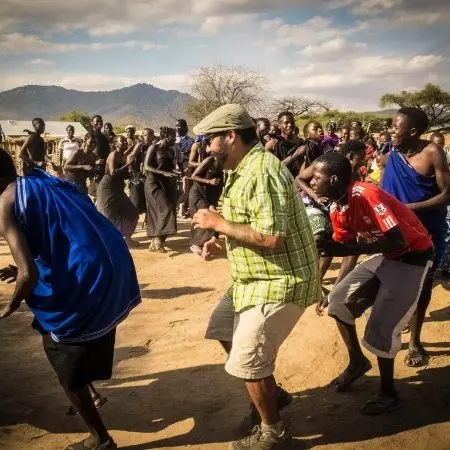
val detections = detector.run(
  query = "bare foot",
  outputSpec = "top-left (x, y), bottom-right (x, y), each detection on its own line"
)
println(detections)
top-left (329, 357), bottom-right (372, 392)
top-left (405, 344), bottom-right (429, 367)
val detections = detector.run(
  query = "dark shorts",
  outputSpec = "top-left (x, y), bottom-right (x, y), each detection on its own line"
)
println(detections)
top-left (205, 290), bottom-right (234, 342)
top-left (43, 329), bottom-right (116, 390)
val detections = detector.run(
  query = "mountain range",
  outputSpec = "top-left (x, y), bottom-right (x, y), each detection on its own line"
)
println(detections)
top-left (0, 83), bottom-right (195, 128)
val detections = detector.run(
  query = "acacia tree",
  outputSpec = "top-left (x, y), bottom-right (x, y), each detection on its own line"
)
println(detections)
top-left (186, 65), bottom-right (266, 122)
top-left (380, 83), bottom-right (450, 129)
top-left (267, 96), bottom-right (331, 122)
top-left (58, 110), bottom-right (91, 131)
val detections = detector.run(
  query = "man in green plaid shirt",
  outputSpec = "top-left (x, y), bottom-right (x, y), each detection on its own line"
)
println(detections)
top-left (192, 104), bottom-right (321, 450)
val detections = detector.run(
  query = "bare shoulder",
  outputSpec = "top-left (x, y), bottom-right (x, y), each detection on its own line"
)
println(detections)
top-left (423, 141), bottom-right (447, 162)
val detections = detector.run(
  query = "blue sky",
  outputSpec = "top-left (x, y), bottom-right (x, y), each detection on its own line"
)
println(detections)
top-left (0, 0), bottom-right (449, 110)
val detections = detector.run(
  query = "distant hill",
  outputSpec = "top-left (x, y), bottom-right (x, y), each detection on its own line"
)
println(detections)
top-left (0, 83), bottom-right (195, 128)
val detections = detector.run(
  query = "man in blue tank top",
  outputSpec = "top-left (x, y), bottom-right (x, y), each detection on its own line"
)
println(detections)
top-left (0, 149), bottom-right (140, 450)
top-left (382, 107), bottom-right (450, 367)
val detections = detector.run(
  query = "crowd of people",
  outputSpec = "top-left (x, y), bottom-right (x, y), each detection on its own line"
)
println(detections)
top-left (0, 104), bottom-right (449, 450)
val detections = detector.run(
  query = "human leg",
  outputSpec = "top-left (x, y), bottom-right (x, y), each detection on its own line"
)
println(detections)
top-left (327, 260), bottom-right (381, 391)
top-left (227, 303), bottom-right (303, 449)
top-left (43, 331), bottom-right (117, 449)
top-left (360, 257), bottom-right (431, 413)
top-left (406, 239), bottom-right (439, 367)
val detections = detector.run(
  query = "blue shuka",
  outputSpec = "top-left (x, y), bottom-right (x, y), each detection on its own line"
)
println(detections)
top-left (15, 169), bottom-right (141, 343)
top-left (381, 150), bottom-right (446, 237)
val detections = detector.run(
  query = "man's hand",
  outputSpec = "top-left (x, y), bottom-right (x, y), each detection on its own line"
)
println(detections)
top-left (315, 296), bottom-right (329, 316)
top-left (202, 236), bottom-right (226, 260)
top-left (192, 208), bottom-right (225, 232)
top-left (0, 265), bottom-right (18, 283)
top-left (209, 178), bottom-right (221, 186)
top-left (0, 298), bottom-right (22, 319)
top-left (315, 286), bottom-right (330, 316)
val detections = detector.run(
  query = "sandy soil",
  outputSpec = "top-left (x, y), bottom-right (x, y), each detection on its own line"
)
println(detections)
top-left (1, 220), bottom-right (450, 449)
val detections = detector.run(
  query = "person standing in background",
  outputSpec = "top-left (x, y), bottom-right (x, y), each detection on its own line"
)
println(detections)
top-left (175, 119), bottom-right (194, 219)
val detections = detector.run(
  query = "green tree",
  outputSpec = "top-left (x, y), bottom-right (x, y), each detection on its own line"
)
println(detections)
top-left (296, 109), bottom-right (386, 137)
top-left (58, 110), bottom-right (92, 131)
top-left (380, 83), bottom-right (450, 129)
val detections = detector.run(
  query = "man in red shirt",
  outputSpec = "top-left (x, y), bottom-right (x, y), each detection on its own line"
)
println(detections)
top-left (312, 152), bottom-right (433, 415)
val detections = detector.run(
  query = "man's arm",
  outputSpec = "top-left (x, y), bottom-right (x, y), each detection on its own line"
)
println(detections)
top-left (409, 143), bottom-right (450, 211)
top-left (0, 184), bottom-right (38, 319)
top-left (192, 209), bottom-right (284, 250)
top-left (265, 139), bottom-right (277, 153)
top-left (317, 226), bottom-right (406, 257)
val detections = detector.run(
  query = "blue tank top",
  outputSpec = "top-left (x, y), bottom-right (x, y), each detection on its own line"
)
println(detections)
top-left (381, 150), bottom-right (446, 235)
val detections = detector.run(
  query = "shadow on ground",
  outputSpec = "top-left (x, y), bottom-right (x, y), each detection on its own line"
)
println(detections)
top-left (1, 354), bottom-right (450, 449)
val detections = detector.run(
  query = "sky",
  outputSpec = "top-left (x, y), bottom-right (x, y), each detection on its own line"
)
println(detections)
top-left (0, 0), bottom-right (449, 111)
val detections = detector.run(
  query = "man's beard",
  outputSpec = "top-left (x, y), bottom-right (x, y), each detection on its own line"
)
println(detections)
top-left (214, 139), bottom-right (228, 169)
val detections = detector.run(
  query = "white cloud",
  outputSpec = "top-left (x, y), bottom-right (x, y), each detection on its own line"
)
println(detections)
top-left (270, 52), bottom-right (448, 109)
top-left (300, 37), bottom-right (367, 58)
top-left (0, 33), bottom-right (165, 54)
top-left (0, 0), bottom-right (315, 37)
top-left (28, 58), bottom-right (54, 67)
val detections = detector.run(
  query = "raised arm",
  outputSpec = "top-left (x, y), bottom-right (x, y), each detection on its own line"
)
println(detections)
top-left (0, 184), bottom-right (38, 319)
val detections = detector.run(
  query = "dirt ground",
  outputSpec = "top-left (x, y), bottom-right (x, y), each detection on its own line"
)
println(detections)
top-left (1, 220), bottom-right (450, 450)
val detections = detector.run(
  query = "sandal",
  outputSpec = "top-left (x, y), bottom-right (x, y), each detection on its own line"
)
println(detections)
top-left (329, 359), bottom-right (372, 392)
top-left (361, 393), bottom-right (399, 415)
top-left (65, 438), bottom-right (117, 450)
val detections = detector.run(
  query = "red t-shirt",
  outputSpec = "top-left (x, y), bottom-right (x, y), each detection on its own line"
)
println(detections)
top-left (330, 182), bottom-right (432, 259)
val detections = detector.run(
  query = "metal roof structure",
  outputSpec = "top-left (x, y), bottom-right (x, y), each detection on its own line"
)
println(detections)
top-left (0, 120), bottom-right (87, 138)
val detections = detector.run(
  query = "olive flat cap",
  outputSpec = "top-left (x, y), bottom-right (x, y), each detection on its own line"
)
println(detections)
top-left (193, 104), bottom-right (255, 135)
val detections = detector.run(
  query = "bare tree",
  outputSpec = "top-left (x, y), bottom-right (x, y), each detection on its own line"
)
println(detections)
top-left (186, 65), bottom-right (267, 123)
top-left (267, 96), bottom-right (331, 122)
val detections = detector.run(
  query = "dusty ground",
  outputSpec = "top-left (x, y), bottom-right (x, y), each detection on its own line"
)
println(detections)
top-left (1, 220), bottom-right (450, 450)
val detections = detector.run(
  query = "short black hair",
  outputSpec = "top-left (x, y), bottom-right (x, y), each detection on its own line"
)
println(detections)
top-left (339, 140), bottom-right (366, 158)
top-left (278, 111), bottom-right (294, 121)
top-left (104, 122), bottom-right (113, 129)
top-left (66, 124), bottom-right (74, 131)
top-left (177, 119), bottom-right (188, 127)
top-left (327, 121), bottom-right (337, 132)
top-left (160, 126), bottom-right (176, 139)
top-left (398, 107), bottom-right (429, 135)
top-left (350, 128), bottom-right (363, 140)
top-left (378, 131), bottom-right (391, 140)
top-left (32, 117), bottom-right (45, 126)
top-left (236, 126), bottom-right (258, 146)
top-left (143, 127), bottom-right (154, 134)
top-left (0, 149), bottom-right (17, 179)
top-left (91, 114), bottom-right (103, 122)
top-left (314, 152), bottom-right (352, 187)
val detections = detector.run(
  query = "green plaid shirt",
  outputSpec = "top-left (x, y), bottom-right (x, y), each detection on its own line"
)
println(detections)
top-left (222, 143), bottom-right (321, 312)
